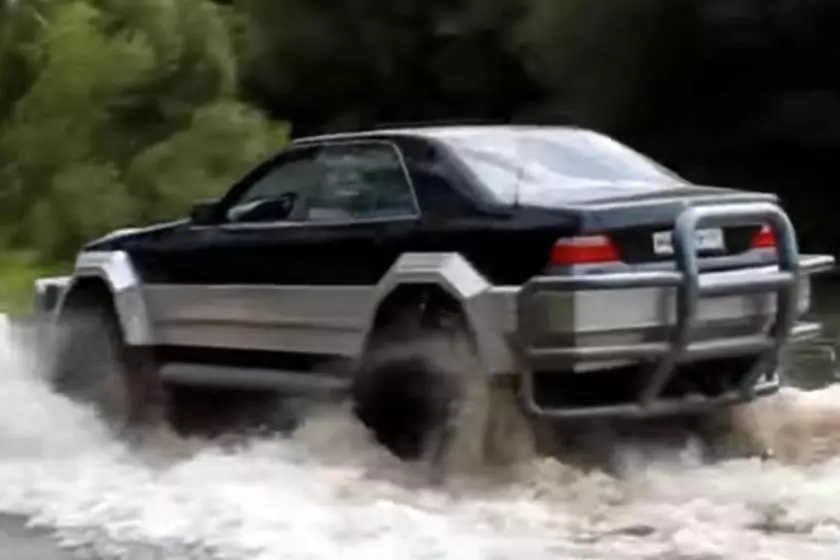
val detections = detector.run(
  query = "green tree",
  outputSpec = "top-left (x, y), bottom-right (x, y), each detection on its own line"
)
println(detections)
top-left (237, 0), bottom-right (537, 136)
top-left (0, 0), bottom-right (288, 265)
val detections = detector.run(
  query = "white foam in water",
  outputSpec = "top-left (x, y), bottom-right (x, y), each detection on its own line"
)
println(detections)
top-left (1, 314), bottom-right (840, 559)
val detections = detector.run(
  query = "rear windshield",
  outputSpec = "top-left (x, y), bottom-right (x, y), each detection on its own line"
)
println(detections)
top-left (431, 128), bottom-right (687, 204)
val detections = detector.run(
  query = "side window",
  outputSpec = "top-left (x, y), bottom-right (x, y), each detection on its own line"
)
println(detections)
top-left (222, 141), bottom-right (418, 224)
top-left (399, 139), bottom-right (478, 218)
top-left (303, 142), bottom-right (418, 222)
top-left (225, 147), bottom-right (322, 223)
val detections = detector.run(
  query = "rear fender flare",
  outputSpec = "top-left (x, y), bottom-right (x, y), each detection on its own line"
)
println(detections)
top-left (363, 252), bottom-right (513, 375)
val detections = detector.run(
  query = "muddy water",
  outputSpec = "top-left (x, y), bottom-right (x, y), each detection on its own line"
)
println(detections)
top-left (1, 282), bottom-right (840, 559)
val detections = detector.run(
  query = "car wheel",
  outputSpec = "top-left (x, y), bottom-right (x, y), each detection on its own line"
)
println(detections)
top-left (351, 307), bottom-right (534, 481)
top-left (50, 299), bottom-right (168, 438)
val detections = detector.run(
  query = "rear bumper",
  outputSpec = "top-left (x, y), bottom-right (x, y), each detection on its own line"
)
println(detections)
top-left (513, 202), bottom-right (835, 420)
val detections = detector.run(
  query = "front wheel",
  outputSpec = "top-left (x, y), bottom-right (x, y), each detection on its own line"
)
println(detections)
top-left (49, 299), bottom-right (169, 437)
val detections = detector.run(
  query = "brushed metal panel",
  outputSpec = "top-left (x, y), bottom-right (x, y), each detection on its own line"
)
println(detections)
top-left (144, 284), bottom-right (374, 355)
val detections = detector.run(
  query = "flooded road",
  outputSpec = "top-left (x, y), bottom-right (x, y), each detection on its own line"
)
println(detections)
top-left (2, 279), bottom-right (840, 559)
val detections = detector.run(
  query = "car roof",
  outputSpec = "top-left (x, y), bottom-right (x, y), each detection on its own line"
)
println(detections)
top-left (291, 124), bottom-right (589, 145)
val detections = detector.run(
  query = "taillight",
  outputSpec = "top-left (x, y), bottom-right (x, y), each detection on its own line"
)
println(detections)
top-left (550, 235), bottom-right (620, 265)
top-left (751, 225), bottom-right (776, 249)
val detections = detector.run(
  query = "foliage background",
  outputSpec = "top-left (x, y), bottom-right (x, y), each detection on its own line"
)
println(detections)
top-left (2, 0), bottom-right (839, 309)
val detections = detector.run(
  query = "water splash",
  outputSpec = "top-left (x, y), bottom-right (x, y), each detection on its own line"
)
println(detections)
top-left (1, 316), bottom-right (840, 559)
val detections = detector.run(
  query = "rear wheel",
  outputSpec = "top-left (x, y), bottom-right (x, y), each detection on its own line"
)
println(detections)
top-left (50, 298), bottom-right (169, 438)
top-left (351, 301), bottom-right (534, 480)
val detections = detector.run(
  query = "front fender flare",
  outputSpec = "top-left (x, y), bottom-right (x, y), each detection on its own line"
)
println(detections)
top-left (54, 251), bottom-right (154, 346)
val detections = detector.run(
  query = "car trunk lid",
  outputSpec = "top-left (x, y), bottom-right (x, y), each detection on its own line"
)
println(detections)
top-left (547, 188), bottom-right (782, 268)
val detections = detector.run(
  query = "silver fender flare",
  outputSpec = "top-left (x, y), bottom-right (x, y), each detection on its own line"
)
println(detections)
top-left (362, 252), bottom-right (515, 375)
top-left (51, 251), bottom-right (154, 346)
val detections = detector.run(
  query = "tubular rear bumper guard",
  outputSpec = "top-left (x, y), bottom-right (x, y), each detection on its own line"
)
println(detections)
top-left (516, 202), bottom-right (835, 420)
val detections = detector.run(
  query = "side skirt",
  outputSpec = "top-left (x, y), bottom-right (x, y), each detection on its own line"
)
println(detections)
top-left (153, 345), bottom-right (353, 396)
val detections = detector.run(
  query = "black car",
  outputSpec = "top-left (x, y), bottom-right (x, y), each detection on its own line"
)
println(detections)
top-left (33, 124), bottom-right (835, 469)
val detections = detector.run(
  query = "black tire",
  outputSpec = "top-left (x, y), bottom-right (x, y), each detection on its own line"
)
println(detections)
top-left (351, 306), bottom-right (534, 479)
top-left (50, 298), bottom-right (168, 437)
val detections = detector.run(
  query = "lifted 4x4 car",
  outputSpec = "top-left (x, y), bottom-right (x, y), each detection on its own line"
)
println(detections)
top-left (32, 125), bottom-right (835, 468)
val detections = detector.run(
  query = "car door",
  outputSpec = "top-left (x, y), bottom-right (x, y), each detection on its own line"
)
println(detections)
top-left (140, 139), bottom-right (422, 358)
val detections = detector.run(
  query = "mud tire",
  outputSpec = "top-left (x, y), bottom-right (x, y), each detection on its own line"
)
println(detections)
top-left (50, 298), bottom-right (169, 437)
top-left (351, 307), bottom-right (534, 480)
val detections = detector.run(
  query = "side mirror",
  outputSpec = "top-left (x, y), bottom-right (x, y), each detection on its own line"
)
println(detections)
top-left (190, 199), bottom-right (219, 225)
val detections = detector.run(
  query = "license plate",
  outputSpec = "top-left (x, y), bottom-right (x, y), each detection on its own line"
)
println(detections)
top-left (652, 228), bottom-right (725, 256)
